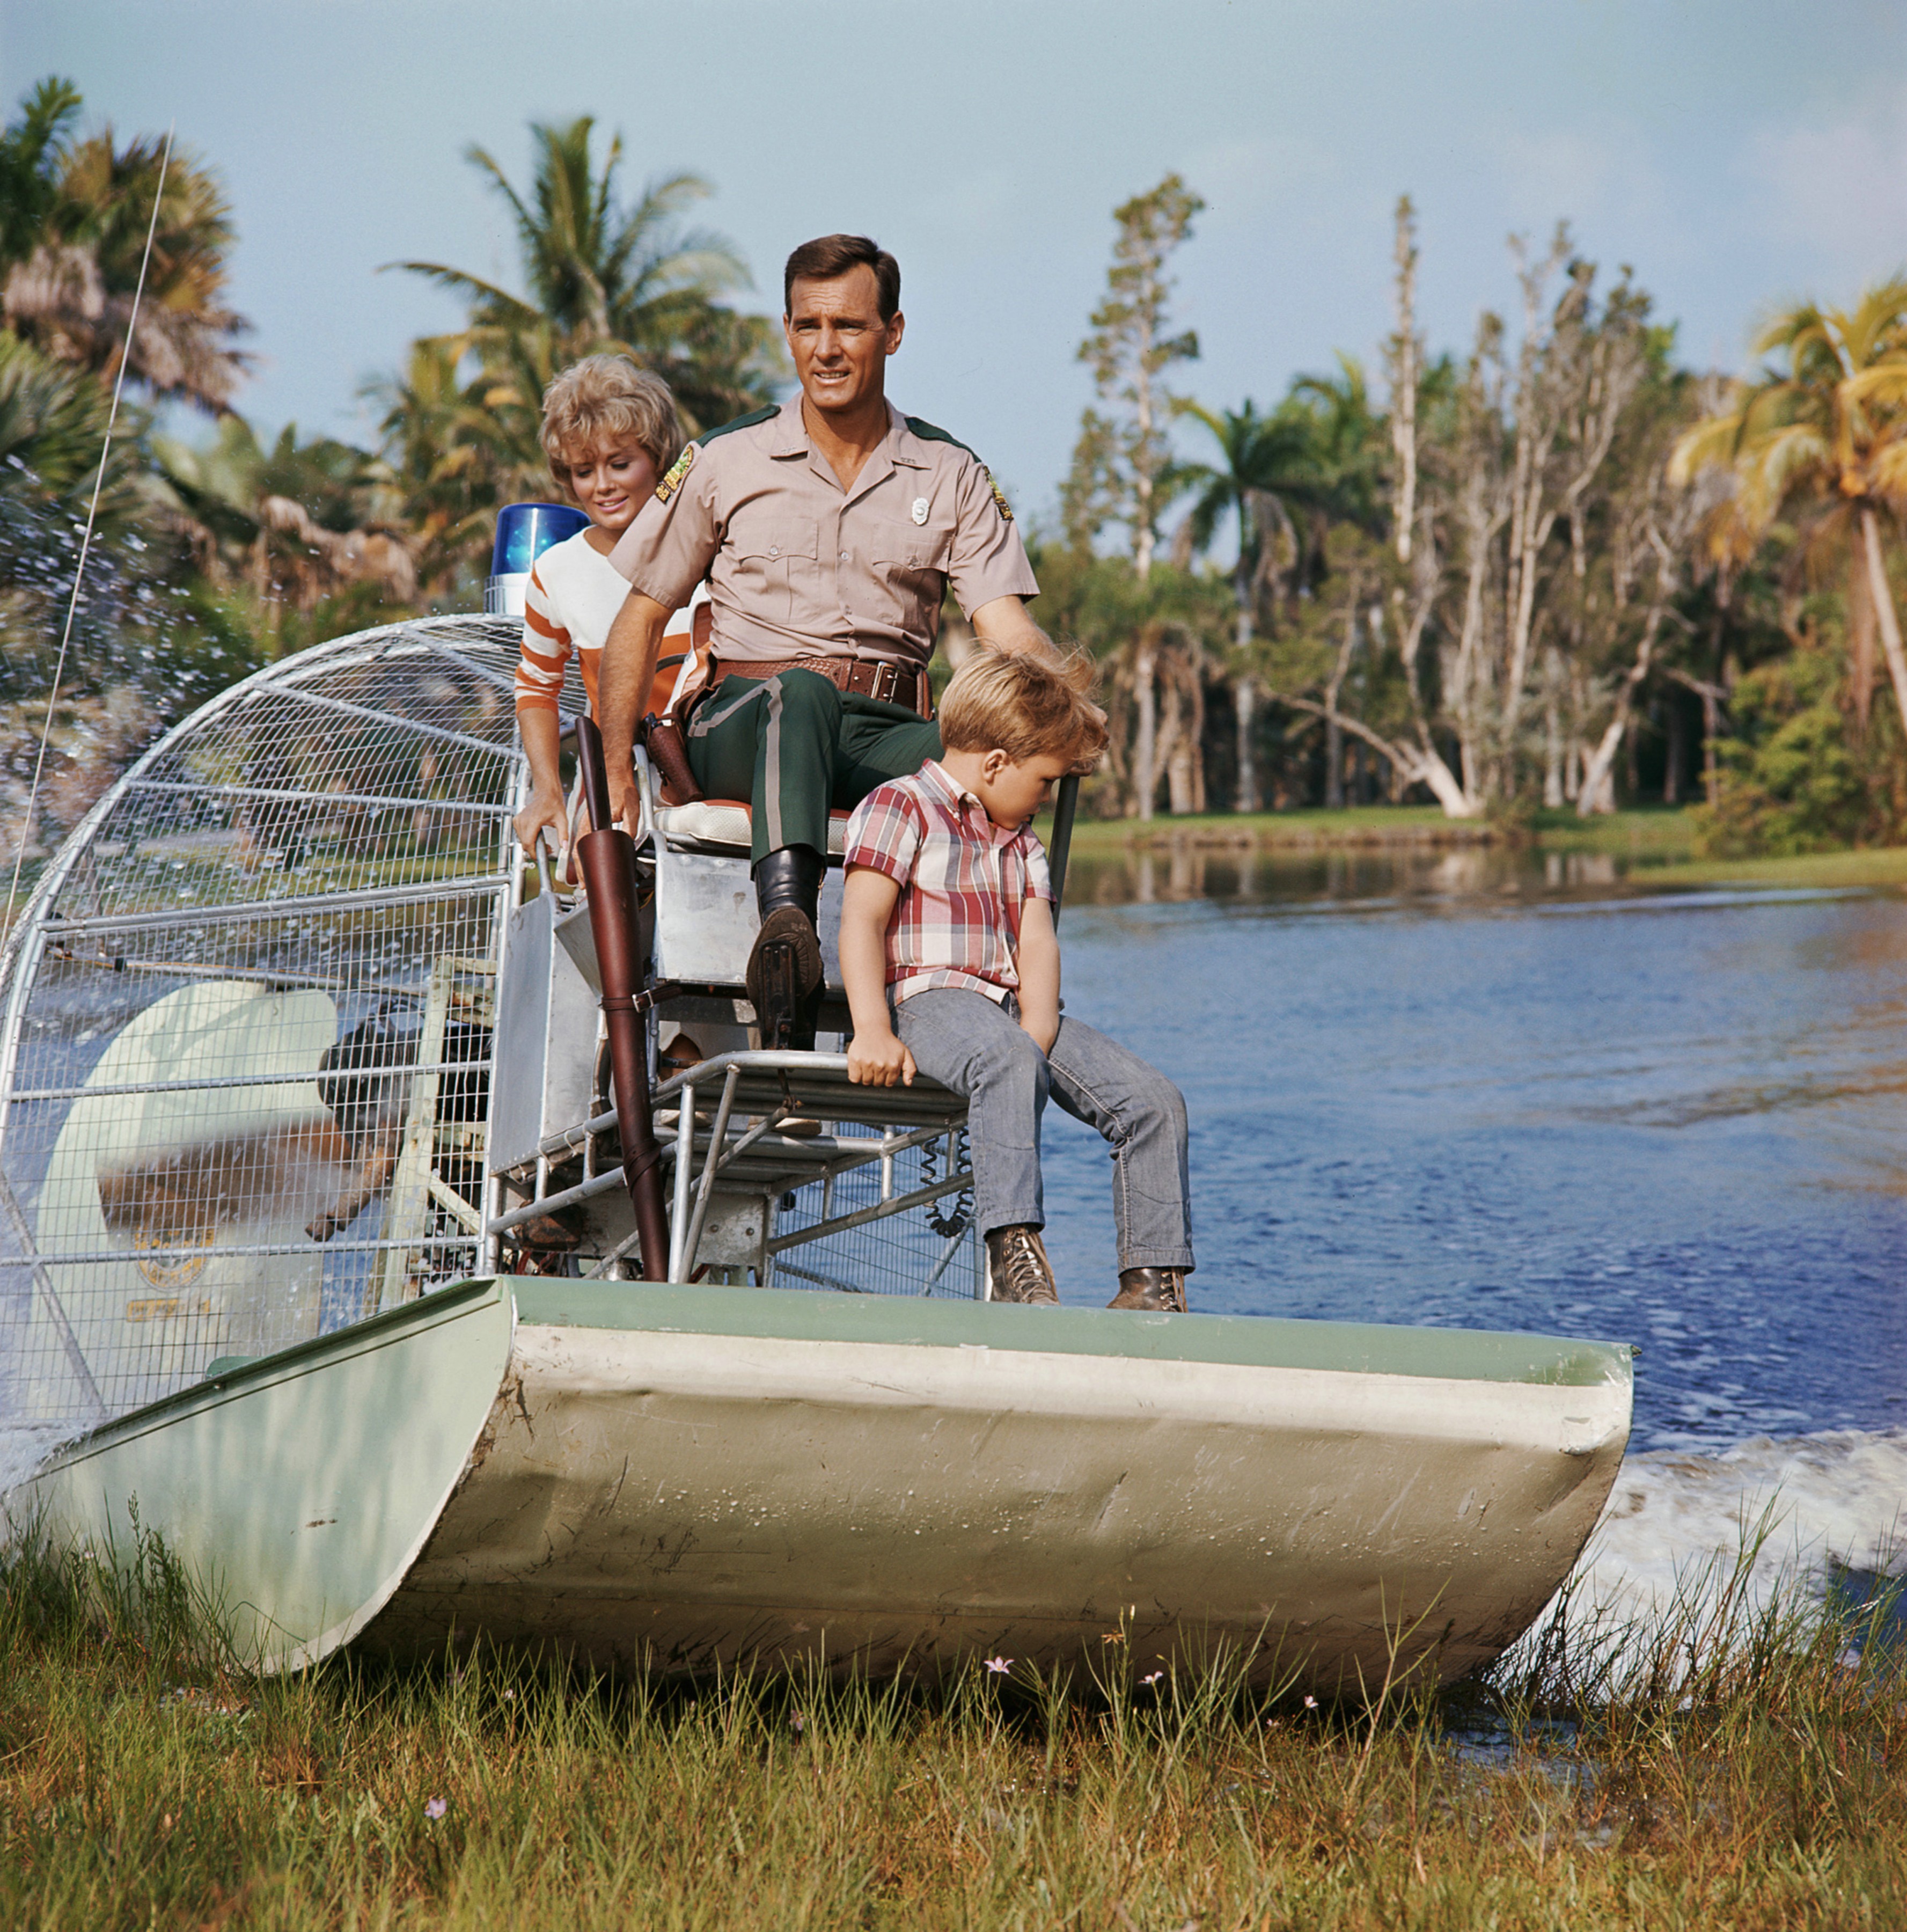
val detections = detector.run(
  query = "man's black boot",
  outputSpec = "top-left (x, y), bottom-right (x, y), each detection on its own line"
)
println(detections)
top-left (747, 846), bottom-right (825, 1050)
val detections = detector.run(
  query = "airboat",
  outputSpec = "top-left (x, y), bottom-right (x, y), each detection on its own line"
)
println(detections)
top-left (1, 515), bottom-right (1633, 1688)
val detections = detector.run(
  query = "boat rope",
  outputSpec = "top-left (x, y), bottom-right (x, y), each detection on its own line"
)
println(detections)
top-left (4, 124), bottom-right (174, 939)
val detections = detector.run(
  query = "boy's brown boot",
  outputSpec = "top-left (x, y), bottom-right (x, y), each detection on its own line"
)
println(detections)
top-left (1106, 1268), bottom-right (1188, 1313)
top-left (986, 1225), bottom-right (1060, 1304)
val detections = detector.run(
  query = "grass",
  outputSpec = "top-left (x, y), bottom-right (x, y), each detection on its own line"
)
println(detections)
top-left (1057, 804), bottom-right (1492, 856)
top-left (4, 1527), bottom-right (1906, 1929)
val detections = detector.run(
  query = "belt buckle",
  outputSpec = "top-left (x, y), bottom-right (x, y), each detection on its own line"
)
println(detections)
top-left (871, 662), bottom-right (897, 705)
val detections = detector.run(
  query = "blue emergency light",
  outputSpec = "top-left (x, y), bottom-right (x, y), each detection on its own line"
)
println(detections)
top-left (485, 502), bottom-right (590, 616)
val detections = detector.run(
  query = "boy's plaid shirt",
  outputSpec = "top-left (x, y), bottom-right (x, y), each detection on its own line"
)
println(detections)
top-left (842, 759), bottom-right (1053, 1005)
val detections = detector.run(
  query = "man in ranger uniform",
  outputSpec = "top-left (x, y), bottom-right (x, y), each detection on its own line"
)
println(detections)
top-left (597, 232), bottom-right (1059, 1048)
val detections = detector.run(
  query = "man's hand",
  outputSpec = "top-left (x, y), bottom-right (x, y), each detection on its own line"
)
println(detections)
top-left (970, 595), bottom-right (1056, 658)
top-left (596, 589), bottom-right (674, 831)
top-left (970, 597), bottom-right (1107, 737)
top-left (848, 1024), bottom-right (916, 1088)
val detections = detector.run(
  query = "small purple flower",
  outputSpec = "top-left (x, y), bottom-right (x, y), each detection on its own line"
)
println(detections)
top-left (1141, 1670), bottom-right (1163, 1686)
top-left (984, 1656), bottom-right (1012, 1674)
top-left (1303, 1694), bottom-right (1318, 1710)
top-left (424, 1797), bottom-right (447, 1820)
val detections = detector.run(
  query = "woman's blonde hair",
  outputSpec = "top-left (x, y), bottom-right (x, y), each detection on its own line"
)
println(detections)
top-left (540, 355), bottom-right (684, 488)
top-left (938, 644), bottom-right (1107, 772)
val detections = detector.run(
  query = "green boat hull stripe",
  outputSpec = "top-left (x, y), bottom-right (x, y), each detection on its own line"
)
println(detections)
top-left (509, 1280), bottom-right (1629, 1388)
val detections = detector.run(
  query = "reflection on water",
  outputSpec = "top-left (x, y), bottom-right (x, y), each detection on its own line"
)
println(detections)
top-left (1066, 843), bottom-right (1630, 908)
top-left (1038, 875), bottom-right (1907, 1456)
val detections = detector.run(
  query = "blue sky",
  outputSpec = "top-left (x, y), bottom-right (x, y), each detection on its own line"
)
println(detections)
top-left (6, 0), bottom-right (1906, 524)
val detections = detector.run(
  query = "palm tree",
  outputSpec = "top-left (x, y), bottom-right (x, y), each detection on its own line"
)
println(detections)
top-left (152, 418), bottom-right (416, 649)
top-left (369, 338), bottom-right (530, 594)
top-left (1672, 281), bottom-right (1907, 736)
top-left (2, 91), bottom-right (251, 414)
top-left (1176, 399), bottom-right (1329, 811)
top-left (0, 77), bottom-right (81, 272)
top-left (1177, 369), bottom-right (1387, 811)
top-left (393, 118), bottom-right (782, 436)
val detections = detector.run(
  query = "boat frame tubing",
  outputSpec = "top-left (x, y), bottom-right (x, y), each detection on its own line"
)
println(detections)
top-left (574, 718), bottom-right (670, 1281)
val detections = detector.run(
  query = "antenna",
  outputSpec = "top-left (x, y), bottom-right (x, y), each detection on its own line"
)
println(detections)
top-left (4, 123), bottom-right (176, 940)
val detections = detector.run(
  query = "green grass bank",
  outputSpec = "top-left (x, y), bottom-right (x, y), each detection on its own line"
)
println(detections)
top-left (1053, 803), bottom-right (1907, 894)
top-left (4, 1535), bottom-right (1905, 1930)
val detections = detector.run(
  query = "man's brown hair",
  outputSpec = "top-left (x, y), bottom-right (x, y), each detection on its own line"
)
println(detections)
top-left (540, 355), bottom-right (684, 488)
top-left (938, 645), bottom-right (1107, 773)
top-left (783, 234), bottom-right (901, 322)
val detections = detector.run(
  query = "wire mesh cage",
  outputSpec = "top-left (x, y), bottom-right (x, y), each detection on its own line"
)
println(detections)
top-left (0, 618), bottom-right (522, 1437)
top-left (767, 1128), bottom-right (979, 1297)
top-left (1, 611), bottom-right (980, 1447)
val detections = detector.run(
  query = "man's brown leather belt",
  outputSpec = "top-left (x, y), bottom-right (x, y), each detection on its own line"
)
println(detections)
top-left (706, 654), bottom-right (931, 718)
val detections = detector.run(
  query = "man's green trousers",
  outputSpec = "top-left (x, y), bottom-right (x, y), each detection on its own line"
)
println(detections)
top-left (684, 668), bottom-right (942, 865)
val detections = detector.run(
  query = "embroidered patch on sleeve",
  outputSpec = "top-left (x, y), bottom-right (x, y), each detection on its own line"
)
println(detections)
top-left (986, 470), bottom-right (1014, 522)
top-left (655, 445), bottom-right (696, 504)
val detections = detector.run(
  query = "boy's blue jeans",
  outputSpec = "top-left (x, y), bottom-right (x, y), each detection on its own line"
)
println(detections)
top-left (893, 987), bottom-right (1194, 1275)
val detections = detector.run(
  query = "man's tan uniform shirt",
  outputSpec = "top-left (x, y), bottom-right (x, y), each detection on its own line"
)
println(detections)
top-left (608, 395), bottom-right (1038, 674)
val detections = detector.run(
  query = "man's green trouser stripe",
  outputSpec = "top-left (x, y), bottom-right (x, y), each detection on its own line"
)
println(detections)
top-left (685, 667), bottom-right (942, 865)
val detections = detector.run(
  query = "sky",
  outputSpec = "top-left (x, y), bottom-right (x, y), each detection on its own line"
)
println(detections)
top-left (6, 0), bottom-right (1907, 526)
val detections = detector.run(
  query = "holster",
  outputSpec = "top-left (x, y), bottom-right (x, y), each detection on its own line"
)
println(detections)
top-left (639, 707), bottom-right (705, 807)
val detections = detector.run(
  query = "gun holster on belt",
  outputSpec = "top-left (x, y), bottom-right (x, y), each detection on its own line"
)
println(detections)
top-left (639, 707), bottom-right (705, 807)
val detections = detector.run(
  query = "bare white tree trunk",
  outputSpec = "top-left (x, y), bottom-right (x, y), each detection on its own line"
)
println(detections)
top-left (1234, 674), bottom-right (1258, 813)
top-left (1324, 589), bottom-right (1358, 809)
top-left (1271, 694), bottom-right (1482, 817)
top-left (1390, 197), bottom-right (1419, 568)
top-left (1859, 508), bottom-right (1907, 735)
top-left (1133, 273), bottom-right (1156, 584)
top-left (1542, 648), bottom-right (1565, 807)
top-left (1132, 628), bottom-right (1157, 821)
top-left (1579, 599), bottom-right (1669, 815)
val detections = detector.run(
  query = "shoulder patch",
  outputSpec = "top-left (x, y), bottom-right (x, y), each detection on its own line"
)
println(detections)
top-left (654, 444), bottom-right (696, 505)
top-left (985, 469), bottom-right (1014, 523)
top-left (700, 402), bottom-right (780, 445)
top-left (904, 415), bottom-right (979, 460)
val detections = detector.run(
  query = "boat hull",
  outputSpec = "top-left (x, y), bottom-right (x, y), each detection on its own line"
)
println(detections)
top-left (12, 1278), bottom-right (1632, 1690)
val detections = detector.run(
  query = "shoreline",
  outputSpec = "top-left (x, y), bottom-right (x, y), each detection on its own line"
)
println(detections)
top-left (1050, 804), bottom-right (1907, 895)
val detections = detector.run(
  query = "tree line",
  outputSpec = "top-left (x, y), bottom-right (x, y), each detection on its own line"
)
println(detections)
top-left (1052, 177), bottom-right (1907, 848)
top-left (4, 78), bottom-right (1905, 867)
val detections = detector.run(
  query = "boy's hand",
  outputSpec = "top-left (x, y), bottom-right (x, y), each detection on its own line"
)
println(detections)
top-left (848, 1026), bottom-right (916, 1088)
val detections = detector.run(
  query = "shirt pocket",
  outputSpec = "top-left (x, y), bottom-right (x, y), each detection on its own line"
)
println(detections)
top-left (732, 526), bottom-right (818, 627)
top-left (865, 516), bottom-right (949, 636)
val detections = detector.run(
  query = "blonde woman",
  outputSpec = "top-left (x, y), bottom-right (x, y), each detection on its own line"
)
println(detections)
top-left (511, 354), bottom-right (705, 854)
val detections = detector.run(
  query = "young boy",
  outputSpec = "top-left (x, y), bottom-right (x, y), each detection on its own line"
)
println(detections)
top-left (512, 355), bottom-right (703, 854)
top-left (839, 647), bottom-right (1194, 1311)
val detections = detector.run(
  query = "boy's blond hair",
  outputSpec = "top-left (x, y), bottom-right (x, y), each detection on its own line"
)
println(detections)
top-left (540, 355), bottom-right (684, 489)
top-left (938, 644), bottom-right (1107, 773)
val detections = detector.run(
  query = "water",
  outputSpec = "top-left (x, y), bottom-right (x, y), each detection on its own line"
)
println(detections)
top-left (1039, 860), bottom-right (1907, 1612)
top-left (7, 848), bottom-right (1904, 1622)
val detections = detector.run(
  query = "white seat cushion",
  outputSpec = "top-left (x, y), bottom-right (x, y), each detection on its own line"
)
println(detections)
top-left (656, 800), bottom-right (849, 858)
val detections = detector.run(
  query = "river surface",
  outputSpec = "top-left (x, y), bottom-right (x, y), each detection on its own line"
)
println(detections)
top-left (1037, 858), bottom-right (1907, 1605)
top-left (6, 848), bottom-right (1903, 1617)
